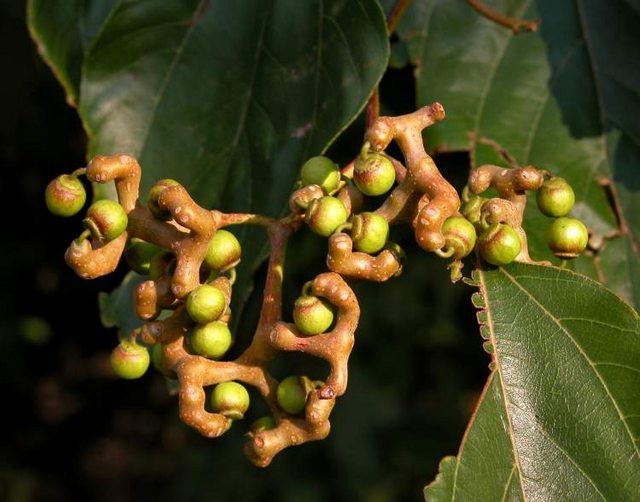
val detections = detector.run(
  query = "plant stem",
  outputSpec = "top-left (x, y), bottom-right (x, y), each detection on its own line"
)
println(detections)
top-left (387, 0), bottom-right (412, 35)
top-left (465, 0), bottom-right (539, 34)
top-left (365, 88), bottom-right (380, 129)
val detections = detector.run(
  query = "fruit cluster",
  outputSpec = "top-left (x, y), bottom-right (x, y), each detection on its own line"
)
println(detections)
top-left (45, 103), bottom-right (588, 466)
top-left (461, 164), bottom-right (588, 271)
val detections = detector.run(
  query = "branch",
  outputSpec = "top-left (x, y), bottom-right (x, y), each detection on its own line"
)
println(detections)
top-left (465, 0), bottom-right (539, 34)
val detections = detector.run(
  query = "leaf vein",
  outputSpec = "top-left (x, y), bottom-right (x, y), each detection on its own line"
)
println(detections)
top-left (501, 267), bottom-right (640, 473)
top-left (471, 0), bottom-right (533, 149)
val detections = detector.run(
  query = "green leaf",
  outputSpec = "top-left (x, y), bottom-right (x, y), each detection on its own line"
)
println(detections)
top-left (79, 0), bottom-right (389, 210)
top-left (27, 0), bottom-right (117, 105)
top-left (98, 271), bottom-right (146, 338)
top-left (425, 373), bottom-right (523, 501)
top-left (535, 0), bottom-right (640, 146)
top-left (402, 0), bottom-right (640, 308)
top-left (426, 263), bottom-right (640, 500)
top-left (33, 1), bottom-right (389, 330)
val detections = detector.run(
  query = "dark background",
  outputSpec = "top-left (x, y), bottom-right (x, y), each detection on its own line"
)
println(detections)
top-left (1, 2), bottom-right (487, 501)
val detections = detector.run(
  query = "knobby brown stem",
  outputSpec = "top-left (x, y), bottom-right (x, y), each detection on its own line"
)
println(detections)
top-left (468, 164), bottom-right (546, 263)
top-left (58, 103), bottom-right (557, 466)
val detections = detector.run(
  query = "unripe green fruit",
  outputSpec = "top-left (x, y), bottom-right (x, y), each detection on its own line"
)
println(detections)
top-left (353, 152), bottom-right (396, 196)
top-left (277, 375), bottom-right (313, 415)
top-left (186, 284), bottom-right (226, 324)
top-left (478, 224), bottom-right (522, 266)
top-left (546, 217), bottom-right (588, 258)
top-left (536, 177), bottom-right (575, 217)
top-left (251, 415), bottom-right (276, 433)
top-left (305, 196), bottom-right (348, 237)
top-left (84, 199), bottom-right (128, 242)
top-left (190, 321), bottom-right (232, 359)
top-left (45, 174), bottom-right (86, 217)
top-left (350, 212), bottom-right (389, 254)
top-left (300, 156), bottom-right (340, 193)
top-left (441, 216), bottom-right (477, 258)
top-left (125, 238), bottom-right (162, 274)
top-left (211, 381), bottom-right (250, 420)
top-left (293, 295), bottom-right (334, 335)
top-left (204, 230), bottom-right (242, 272)
top-left (110, 340), bottom-right (150, 380)
top-left (147, 179), bottom-right (180, 220)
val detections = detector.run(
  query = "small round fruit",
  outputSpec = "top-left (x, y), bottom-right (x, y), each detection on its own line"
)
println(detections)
top-left (84, 199), bottom-right (128, 242)
top-left (277, 376), bottom-right (313, 415)
top-left (190, 321), bottom-right (232, 359)
top-left (478, 224), bottom-right (521, 266)
top-left (147, 179), bottom-right (180, 220)
top-left (441, 216), bottom-right (477, 258)
top-left (537, 177), bottom-right (575, 217)
top-left (305, 196), bottom-right (348, 237)
top-left (204, 230), bottom-right (242, 272)
top-left (350, 212), bottom-right (389, 254)
top-left (210, 381), bottom-right (250, 419)
top-left (110, 340), bottom-right (150, 380)
top-left (186, 284), bottom-right (226, 324)
top-left (251, 415), bottom-right (276, 433)
top-left (124, 238), bottom-right (162, 274)
top-left (45, 174), bottom-right (86, 217)
top-left (300, 156), bottom-right (340, 193)
top-left (353, 152), bottom-right (396, 196)
top-left (546, 217), bottom-right (588, 258)
top-left (293, 295), bottom-right (334, 335)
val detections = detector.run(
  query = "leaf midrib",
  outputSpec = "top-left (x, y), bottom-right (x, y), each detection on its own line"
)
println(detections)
top-left (135, 0), bottom-right (206, 163)
top-left (479, 271), bottom-right (528, 500)
top-left (471, 0), bottom-right (533, 154)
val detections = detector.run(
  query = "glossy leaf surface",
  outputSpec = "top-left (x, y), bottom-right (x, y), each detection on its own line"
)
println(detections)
top-left (30, 0), bottom-right (389, 319)
top-left (399, 0), bottom-right (640, 308)
top-left (28, 0), bottom-right (117, 105)
top-left (426, 263), bottom-right (640, 500)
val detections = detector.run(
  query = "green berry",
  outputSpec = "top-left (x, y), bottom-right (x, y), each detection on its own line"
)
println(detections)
top-left (537, 177), bottom-right (575, 217)
top-left (300, 156), bottom-right (340, 193)
top-left (124, 238), bottom-right (162, 274)
top-left (293, 295), bottom-right (334, 335)
top-left (186, 284), bottom-right (226, 324)
top-left (84, 199), bottom-right (128, 242)
top-left (276, 375), bottom-right (313, 415)
top-left (353, 152), bottom-right (396, 196)
top-left (478, 224), bottom-right (521, 266)
top-left (546, 217), bottom-right (588, 258)
top-left (251, 415), bottom-right (276, 433)
top-left (147, 179), bottom-right (180, 220)
top-left (211, 381), bottom-right (250, 420)
top-left (45, 174), bottom-right (86, 217)
top-left (441, 216), bottom-right (477, 258)
top-left (305, 196), bottom-right (348, 237)
top-left (190, 321), bottom-right (232, 359)
top-left (204, 229), bottom-right (242, 272)
top-left (110, 340), bottom-right (150, 380)
top-left (350, 212), bottom-right (389, 254)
